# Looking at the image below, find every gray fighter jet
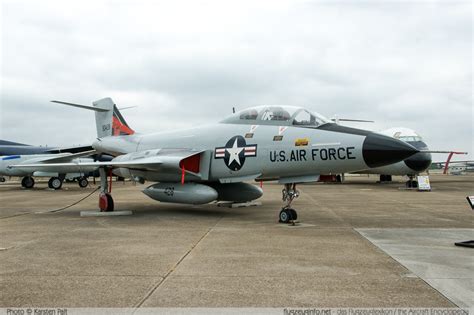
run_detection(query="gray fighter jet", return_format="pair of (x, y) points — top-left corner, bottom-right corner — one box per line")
(15, 98), (418, 223)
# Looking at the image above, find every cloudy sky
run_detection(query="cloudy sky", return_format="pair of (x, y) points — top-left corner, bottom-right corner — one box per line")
(1, 0), (472, 161)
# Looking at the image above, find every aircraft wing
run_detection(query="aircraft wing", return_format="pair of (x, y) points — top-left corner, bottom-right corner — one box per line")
(10, 159), (162, 172)
(10, 149), (206, 174)
(46, 145), (94, 154)
(39, 150), (98, 163)
(432, 160), (473, 164)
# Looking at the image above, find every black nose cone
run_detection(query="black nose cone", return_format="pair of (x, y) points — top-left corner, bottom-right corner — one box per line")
(363, 133), (419, 168)
(404, 141), (432, 172)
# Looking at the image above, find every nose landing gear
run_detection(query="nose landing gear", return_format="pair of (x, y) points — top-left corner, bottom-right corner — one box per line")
(405, 175), (418, 188)
(279, 183), (299, 224)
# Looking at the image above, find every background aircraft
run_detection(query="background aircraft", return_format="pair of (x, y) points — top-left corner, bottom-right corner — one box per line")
(0, 139), (92, 156)
(0, 139), (94, 184)
(15, 98), (419, 223)
(0, 151), (98, 189)
(350, 127), (468, 187)
(431, 160), (474, 175)
(0, 106), (131, 185)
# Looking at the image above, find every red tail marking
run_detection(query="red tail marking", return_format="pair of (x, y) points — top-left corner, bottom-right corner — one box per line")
(112, 116), (135, 136)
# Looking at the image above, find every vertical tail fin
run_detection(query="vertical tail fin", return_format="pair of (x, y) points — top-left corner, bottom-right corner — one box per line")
(112, 104), (135, 136)
(52, 97), (135, 138)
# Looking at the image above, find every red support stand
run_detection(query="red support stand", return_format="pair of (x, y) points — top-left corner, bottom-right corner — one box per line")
(108, 169), (113, 193)
(181, 165), (185, 185)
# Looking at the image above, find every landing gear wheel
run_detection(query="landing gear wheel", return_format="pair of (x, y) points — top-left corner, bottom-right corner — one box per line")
(99, 193), (114, 212)
(49, 177), (62, 190)
(380, 175), (392, 182)
(279, 208), (291, 223)
(336, 175), (342, 183)
(279, 208), (298, 223)
(405, 179), (418, 188)
(21, 176), (35, 189)
(289, 209), (298, 220)
(0, 177), (5, 183)
(78, 177), (89, 188)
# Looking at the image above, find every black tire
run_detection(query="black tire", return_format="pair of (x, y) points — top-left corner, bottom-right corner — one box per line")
(336, 175), (342, 183)
(411, 180), (418, 188)
(50, 177), (62, 190)
(78, 177), (89, 188)
(279, 208), (291, 223)
(0, 177), (5, 183)
(105, 193), (114, 212)
(21, 176), (35, 189)
(289, 209), (298, 221)
(48, 178), (54, 189)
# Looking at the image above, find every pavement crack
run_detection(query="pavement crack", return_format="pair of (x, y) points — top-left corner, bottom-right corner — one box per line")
(133, 217), (222, 309)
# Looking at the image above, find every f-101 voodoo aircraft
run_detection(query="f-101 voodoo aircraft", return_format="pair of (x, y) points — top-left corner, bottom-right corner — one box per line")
(15, 98), (419, 223)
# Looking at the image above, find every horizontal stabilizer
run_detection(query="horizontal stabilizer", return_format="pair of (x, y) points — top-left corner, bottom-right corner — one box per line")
(331, 118), (375, 123)
(51, 100), (109, 112)
(419, 150), (468, 154)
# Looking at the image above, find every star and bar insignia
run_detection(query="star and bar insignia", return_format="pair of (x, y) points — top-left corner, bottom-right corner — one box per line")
(215, 135), (257, 171)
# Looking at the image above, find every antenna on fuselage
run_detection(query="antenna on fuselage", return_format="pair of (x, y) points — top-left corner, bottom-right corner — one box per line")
(232, 107), (236, 114)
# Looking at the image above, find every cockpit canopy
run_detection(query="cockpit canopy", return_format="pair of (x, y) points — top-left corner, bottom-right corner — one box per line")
(220, 105), (330, 127)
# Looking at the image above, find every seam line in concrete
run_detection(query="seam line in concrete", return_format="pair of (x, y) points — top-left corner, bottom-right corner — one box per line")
(355, 228), (461, 309)
(133, 218), (222, 309)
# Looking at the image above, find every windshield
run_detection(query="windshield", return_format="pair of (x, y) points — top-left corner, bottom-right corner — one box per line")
(221, 105), (330, 127)
(399, 136), (423, 142)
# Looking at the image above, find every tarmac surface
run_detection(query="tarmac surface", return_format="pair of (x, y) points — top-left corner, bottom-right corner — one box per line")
(0, 174), (473, 308)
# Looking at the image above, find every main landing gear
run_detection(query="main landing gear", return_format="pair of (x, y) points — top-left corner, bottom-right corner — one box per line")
(78, 177), (89, 188)
(98, 168), (114, 212)
(48, 177), (63, 190)
(21, 176), (35, 189)
(379, 174), (392, 182)
(279, 183), (299, 224)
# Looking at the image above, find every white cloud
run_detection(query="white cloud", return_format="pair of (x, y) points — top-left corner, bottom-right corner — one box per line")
(1, 0), (472, 160)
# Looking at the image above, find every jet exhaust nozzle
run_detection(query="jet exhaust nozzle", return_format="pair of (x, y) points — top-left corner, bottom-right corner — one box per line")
(363, 133), (419, 168)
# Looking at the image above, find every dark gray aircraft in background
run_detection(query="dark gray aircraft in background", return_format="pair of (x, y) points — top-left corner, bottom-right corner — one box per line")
(15, 98), (419, 223)
(0, 140), (93, 184)
(0, 140), (92, 156)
